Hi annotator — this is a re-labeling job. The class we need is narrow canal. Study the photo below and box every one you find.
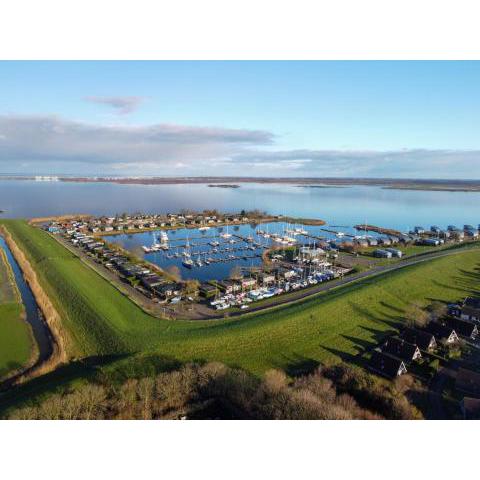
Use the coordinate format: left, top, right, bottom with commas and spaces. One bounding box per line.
0, 236, 52, 364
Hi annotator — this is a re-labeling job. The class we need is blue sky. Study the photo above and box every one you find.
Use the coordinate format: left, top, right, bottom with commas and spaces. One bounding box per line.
1, 61, 480, 177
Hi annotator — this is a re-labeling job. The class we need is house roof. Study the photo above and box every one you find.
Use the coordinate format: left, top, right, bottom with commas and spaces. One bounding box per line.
369, 350, 407, 378
400, 327, 436, 351
424, 322, 458, 340
456, 368, 480, 398
445, 317, 478, 338
382, 337, 420, 361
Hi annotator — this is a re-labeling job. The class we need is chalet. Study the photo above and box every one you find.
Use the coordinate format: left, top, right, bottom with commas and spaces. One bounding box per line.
455, 368, 480, 398
385, 248, 402, 258
369, 350, 407, 379
444, 317, 478, 339
219, 279, 241, 293
424, 322, 459, 343
373, 249, 392, 259
154, 282, 180, 299
400, 327, 437, 352
381, 337, 422, 362
465, 229, 479, 239
417, 238, 440, 246
354, 239, 369, 248
451, 230, 465, 241
378, 238, 392, 246
414, 226, 425, 234
367, 238, 378, 247
460, 397, 480, 419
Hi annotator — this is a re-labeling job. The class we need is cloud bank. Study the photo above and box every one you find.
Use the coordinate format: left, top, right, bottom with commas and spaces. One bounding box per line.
0, 114, 479, 177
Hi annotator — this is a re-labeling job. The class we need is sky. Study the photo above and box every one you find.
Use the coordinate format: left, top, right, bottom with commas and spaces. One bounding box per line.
1, 61, 480, 178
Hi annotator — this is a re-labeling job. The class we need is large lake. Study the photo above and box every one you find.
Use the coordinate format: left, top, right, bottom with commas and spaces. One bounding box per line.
1, 179, 479, 231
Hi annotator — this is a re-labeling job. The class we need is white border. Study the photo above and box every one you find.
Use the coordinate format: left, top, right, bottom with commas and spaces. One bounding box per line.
1, 0, 480, 60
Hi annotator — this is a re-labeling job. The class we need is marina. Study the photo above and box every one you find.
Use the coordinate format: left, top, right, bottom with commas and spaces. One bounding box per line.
106, 221, 329, 282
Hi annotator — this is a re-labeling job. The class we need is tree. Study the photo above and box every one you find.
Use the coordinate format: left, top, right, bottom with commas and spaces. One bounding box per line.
166, 265, 181, 282
428, 301, 447, 322
184, 279, 200, 296
404, 301, 429, 328
229, 265, 243, 280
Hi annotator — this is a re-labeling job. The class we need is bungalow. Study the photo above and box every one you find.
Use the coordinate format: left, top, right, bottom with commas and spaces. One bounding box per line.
417, 238, 440, 246
381, 337, 422, 362
378, 238, 392, 246
373, 249, 392, 259
154, 282, 180, 299
400, 327, 437, 352
455, 368, 480, 398
451, 230, 465, 241
140, 275, 163, 290
424, 322, 459, 344
369, 350, 408, 379
444, 317, 478, 339
385, 248, 403, 258
367, 238, 378, 247
219, 279, 242, 293
354, 239, 369, 248
465, 229, 479, 239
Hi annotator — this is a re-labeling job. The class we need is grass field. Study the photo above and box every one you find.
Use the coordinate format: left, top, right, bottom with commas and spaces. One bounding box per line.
0, 246, 33, 379
2, 219, 480, 377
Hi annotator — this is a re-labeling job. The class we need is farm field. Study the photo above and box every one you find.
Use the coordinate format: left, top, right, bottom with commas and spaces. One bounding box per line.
0, 246, 33, 379
2, 219, 480, 378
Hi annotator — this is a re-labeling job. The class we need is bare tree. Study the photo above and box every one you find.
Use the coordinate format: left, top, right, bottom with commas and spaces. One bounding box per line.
404, 301, 429, 328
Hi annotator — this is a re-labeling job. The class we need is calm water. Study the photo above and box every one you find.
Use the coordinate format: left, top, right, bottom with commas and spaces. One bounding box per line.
0, 236, 52, 362
1, 179, 480, 231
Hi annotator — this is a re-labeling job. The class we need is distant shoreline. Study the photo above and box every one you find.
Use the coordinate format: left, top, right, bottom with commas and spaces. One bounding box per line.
3, 176, 480, 192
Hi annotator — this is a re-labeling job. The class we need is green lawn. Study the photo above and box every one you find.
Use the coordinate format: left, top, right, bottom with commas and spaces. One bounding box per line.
0, 247, 33, 379
2, 219, 480, 376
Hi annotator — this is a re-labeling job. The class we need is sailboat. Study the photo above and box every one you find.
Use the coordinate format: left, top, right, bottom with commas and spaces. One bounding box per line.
220, 220, 232, 239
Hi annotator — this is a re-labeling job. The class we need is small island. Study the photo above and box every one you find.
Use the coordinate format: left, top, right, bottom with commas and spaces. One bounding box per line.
208, 184, 240, 189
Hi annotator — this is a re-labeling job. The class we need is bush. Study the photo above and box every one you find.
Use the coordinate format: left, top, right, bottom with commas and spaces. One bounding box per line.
7, 361, 422, 420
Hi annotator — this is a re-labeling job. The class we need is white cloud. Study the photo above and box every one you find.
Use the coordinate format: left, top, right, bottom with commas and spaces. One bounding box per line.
84, 96, 146, 115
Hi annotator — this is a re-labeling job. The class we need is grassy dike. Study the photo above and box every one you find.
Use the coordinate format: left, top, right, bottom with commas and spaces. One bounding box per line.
2, 219, 480, 377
